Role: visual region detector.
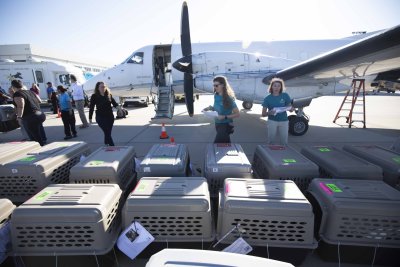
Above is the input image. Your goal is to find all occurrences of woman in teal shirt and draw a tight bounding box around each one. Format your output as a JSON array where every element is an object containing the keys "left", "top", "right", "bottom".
[
  {"left": 204, "top": 76, "right": 240, "bottom": 143},
  {"left": 261, "top": 78, "right": 293, "bottom": 145}
]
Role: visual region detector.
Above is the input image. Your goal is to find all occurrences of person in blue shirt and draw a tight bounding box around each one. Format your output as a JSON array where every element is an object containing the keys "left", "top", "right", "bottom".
[
  {"left": 261, "top": 78, "right": 294, "bottom": 145},
  {"left": 204, "top": 76, "right": 240, "bottom": 143},
  {"left": 57, "top": 85, "right": 77, "bottom": 140}
]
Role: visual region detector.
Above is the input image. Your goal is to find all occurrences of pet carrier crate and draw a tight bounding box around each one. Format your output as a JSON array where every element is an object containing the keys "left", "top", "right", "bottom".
[
  {"left": 122, "top": 176, "right": 214, "bottom": 242},
  {"left": 252, "top": 145, "right": 319, "bottom": 191},
  {"left": 0, "top": 141, "right": 90, "bottom": 203},
  {"left": 138, "top": 144, "right": 190, "bottom": 178},
  {"left": 301, "top": 145, "right": 382, "bottom": 180},
  {"left": 204, "top": 143, "right": 252, "bottom": 197},
  {"left": 343, "top": 144, "right": 400, "bottom": 189},
  {"left": 10, "top": 184, "right": 122, "bottom": 256},
  {"left": 308, "top": 178, "right": 400, "bottom": 265},
  {"left": 70, "top": 146, "right": 136, "bottom": 190}
]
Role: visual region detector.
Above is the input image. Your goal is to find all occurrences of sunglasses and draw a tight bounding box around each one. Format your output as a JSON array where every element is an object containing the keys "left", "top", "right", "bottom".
[{"left": 213, "top": 83, "right": 223, "bottom": 87}]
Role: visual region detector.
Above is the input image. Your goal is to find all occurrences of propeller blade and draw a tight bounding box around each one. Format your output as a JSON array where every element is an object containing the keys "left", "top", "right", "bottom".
[
  {"left": 181, "top": 1, "right": 192, "bottom": 57},
  {"left": 184, "top": 73, "right": 194, "bottom": 116},
  {"left": 180, "top": 1, "right": 194, "bottom": 116}
]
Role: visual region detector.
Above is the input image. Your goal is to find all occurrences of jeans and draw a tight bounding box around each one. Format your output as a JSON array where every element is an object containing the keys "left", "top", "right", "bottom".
[
  {"left": 267, "top": 120, "right": 289, "bottom": 145},
  {"left": 96, "top": 115, "right": 115, "bottom": 146}
]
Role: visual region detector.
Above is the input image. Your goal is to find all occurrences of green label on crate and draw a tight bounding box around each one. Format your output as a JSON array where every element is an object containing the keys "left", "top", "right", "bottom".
[
  {"left": 19, "top": 156, "right": 36, "bottom": 162},
  {"left": 283, "top": 159, "right": 296, "bottom": 163},
  {"left": 392, "top": 157, "right": 400, "bottom": 164},
  {"left": 325, "top": 183, "right": 342, "bottom": 193},
  {"left": 136, "top": 182, "right": 147, "bottom": 192},
  {"left": 318, "top": 148, "right": 331, "bottom": 152},
  {"left": 36, "top": 191, "right": 52, "bottom": 200},
  {"left": 89, "top": 160, "right": 104, "bottom": 166}
]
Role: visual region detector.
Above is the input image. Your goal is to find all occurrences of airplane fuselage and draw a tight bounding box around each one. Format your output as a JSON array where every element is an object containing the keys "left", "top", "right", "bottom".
[{"left": 83, "top": 36, "right": 372, "bottom": 101}]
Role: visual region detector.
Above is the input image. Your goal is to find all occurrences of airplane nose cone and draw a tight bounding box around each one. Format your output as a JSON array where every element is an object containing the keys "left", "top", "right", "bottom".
[{"left": 172, "top": 55, "right": 192, "bottom": 73}]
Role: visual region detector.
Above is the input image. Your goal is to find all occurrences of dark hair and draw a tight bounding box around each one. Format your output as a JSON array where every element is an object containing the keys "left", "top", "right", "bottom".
[
  {"left": 213, "top": 76, "right": 235, "bottom": 109},
  {"left": 57, "top": 85, "right": 67, "bottom": 93},
  {"left": 70, "top": 74, "right": 77, "bottom": 82},
  {"left": 11, "top": 79, "right": 23, "bottom": 89},
  {"left": 94, "top": 81, "right": 111, "bottom": 99}
]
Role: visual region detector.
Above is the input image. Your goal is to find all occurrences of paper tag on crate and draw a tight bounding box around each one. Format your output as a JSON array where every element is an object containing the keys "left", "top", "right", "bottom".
[
  {"left": 222, "top": 237, "right": 253, "bottom": 255},
  {"left": 117, "top": 221, "right": 154, "bottom": 260}
]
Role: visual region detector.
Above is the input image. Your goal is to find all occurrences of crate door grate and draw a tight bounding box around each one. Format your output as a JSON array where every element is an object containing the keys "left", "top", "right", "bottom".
[
  {"left": 14, "top": 224, "right": 96, "bottom": 249},
  {"left": 50, "top": 156, "right": 80, "bottom": 183},
  {"left": 132, "top": 216, "right": 206, "bottom": 240},
  {"left": 336, "top": 216, "right": 400, "bottom": 245},
  {"left": 230, "top": 218, "right": 310, "bottom": 244},
  {"left": 0, "top": 176, "right": 37, "bottom": 198}
]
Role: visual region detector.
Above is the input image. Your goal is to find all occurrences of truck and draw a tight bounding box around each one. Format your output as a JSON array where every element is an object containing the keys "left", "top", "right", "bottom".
[{"left": 0, "top": 60, "right": 85, "bottom": 101}]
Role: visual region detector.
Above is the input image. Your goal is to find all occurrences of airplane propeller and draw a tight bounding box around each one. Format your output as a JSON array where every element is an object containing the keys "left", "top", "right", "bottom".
[{"left": 173, "top": 1, "right": 194, "bottom": 117}]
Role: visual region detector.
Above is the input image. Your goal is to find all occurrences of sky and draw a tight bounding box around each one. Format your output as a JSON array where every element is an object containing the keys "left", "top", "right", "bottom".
[{"left": 0, "top": 0, "right": 399, "bottom": 66}]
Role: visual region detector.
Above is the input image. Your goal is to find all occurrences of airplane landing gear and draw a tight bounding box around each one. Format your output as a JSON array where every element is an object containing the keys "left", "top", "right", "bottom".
[
  {"left": 288, "top": 106, "right": 309, "bottom": 136},
  {"left": 288, "top": 115, "right": 309, "bottom": 136},
  {"left": 242, "top": 101, "right": 253, "bottom": 110}
]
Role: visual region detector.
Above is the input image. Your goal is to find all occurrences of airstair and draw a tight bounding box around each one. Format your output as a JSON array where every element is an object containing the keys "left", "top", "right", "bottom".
[
  {"left": 153, "top": 86, "right": 175, "bottom": 119},
  {"left": 333, "top": 79, "right": 366, "bottom": 128}
]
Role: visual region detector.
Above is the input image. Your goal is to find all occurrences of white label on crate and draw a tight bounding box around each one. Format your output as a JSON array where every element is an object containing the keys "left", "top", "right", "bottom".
[
  {"left": 117, "top": 222, "right": 154, "bottom": 260},
  {"left": 143, "top": 167, "right": 151, "bottom": 172},
  {"left": 11, "top": 169, "right": 18, "bottom": 174},
  {"left": 223, "top": 237, "right": 253, "bottom": 255},
  {"left": 212, "top": 168, "right": 218, "bottom": 172}
]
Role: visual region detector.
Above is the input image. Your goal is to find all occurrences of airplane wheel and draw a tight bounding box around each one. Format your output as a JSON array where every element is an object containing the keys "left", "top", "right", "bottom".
[
  {"left": 289, "top": 116, "right": 309, "bottom": 136},
  {"left": 242, "top": 101, "right": 253, "bottom": 110}
]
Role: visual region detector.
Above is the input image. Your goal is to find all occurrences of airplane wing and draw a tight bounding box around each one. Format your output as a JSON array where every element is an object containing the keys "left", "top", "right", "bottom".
[{"left": 262, "top": 25, "right": 400, "bottom": 84}]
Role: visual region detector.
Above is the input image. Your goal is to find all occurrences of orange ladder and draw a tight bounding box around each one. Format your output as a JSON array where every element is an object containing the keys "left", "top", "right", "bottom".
[{"left": 333, "top": 79, "right": 366, "bottom": 128}]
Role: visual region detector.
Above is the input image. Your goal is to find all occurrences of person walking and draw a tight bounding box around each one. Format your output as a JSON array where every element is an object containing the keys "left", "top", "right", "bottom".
[
  {"left": 70, "top": 74, "right": 89, "bottom": 128},
  {"left": 89, "top": 81, "right": 120, "bottom": 146},
  {"left": 261, "top": 78, "right": 294, "bottom": 146},
  {"left": 203, "top": 76, "right": 240, "bottom": 143},
  {"left": 11, "top": 80, "right": 47, "bottom": 146},
  {"left": 57, "top": 85, "right": 77, "bottom": 140}
]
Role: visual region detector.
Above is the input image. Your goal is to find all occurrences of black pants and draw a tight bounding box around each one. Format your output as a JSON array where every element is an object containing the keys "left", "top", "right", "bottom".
[
  {"left": 61, "top": 110, "right": 77, "bottom": 137},
  {"left": 96, "top": 115, "right": 115, "bottom": 146},
  {"left": 214, "top": 123, "right": 231, "bottom": 143},
  {"left": 22, "top": 111, "right": 46, "bottom": 146}
]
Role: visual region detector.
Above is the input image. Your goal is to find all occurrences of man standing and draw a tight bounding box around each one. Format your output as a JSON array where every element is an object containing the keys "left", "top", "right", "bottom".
[
  {"left": 70, "top": 74, "right": 89, "bottom": 128},
  {"left": 46, "top": 82, "right": 55, "bottom": 100}
]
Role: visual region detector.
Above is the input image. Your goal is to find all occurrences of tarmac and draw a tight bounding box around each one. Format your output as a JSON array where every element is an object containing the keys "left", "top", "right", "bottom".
[{"left": 1, "top": 92, "right": 399, "bottom": 267}]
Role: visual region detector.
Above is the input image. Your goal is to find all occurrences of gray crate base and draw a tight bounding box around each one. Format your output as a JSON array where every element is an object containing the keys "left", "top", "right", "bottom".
[
  {"left": 212, "top": 243, "right": 311, "bottom": 266},
  {"left": 317, "top": 241, "right": 400, "bottom": 266},
  {"left": 3, "top": 250, "right": 117, "bottom": 267},
  {"left": 136, "top": 241, "right": 213, "bottom": 259}
]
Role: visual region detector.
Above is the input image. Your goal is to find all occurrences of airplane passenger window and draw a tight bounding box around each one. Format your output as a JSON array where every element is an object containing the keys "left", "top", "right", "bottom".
[
  {"left": 35, "top": 70, "right": 44, "bottom": 83},
  {"left": 59, "top": 74, "right": 71, "bottom": 85},
  {"left": 127, "top": 52, "right": 144, "bottom": 64}
]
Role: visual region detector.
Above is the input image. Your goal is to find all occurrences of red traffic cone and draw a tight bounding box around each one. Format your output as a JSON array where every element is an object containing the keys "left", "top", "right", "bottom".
[
  {"left": 170, "top": 137, "right": 175, "bottom": 144},
  {"left": 160, "top": 123, "right": 169, "bottom": 139}
]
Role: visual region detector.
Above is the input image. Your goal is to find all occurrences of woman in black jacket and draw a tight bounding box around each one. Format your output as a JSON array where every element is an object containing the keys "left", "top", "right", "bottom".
[
  {"left": 89, "top": 81, "right": 119, "bottom": 146},
  {"left": 11, "top": 80, "right": 47, "bottom": 146}
]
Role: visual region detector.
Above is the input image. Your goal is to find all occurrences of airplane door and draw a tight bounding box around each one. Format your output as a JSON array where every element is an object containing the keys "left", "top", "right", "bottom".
[{"left": 32, "top": 69, "right": 47, "bottom": 99}]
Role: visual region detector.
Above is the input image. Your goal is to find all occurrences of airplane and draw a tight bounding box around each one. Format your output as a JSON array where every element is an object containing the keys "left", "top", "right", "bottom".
[{"left": 83, "top": 1, "right": 400, "bottom": 136}]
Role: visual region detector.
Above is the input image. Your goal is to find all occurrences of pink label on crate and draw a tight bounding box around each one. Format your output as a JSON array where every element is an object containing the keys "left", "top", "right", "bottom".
[
  {"left": 319, "top": 182, "right": 333, "bottom": 195},
  {"left": 217, "top": 143, "right": 232, "bottom": 147},
  {"left": 225, "top": 182, "right": 230, "bottom": 194},
  {"left": 104, "top": 147, "right": 121, "bottom": 152},
  {"left": 268, "top": 145, "right": 286, "bottom": 150}
]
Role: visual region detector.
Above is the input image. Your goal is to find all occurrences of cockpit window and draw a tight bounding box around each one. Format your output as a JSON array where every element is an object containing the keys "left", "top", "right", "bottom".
[{"left": 126, "top": 52, "right": 144, "bottom": 64}]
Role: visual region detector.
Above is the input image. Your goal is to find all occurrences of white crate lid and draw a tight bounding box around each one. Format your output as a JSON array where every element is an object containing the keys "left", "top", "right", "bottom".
[
  {"left": 145, "top": 249, "right": 294, "bottom": 267},
  {"left": 70, "top": 146, "right": 135, "bottom": 176},
  {"left": 125, "top": 177, "right": 209, "bottom": 212},
  {"left": 13, "top": 184, "right": 121, "bottom": 222},
  {"left": 222, "top": 178, "right": 312, "bottom": 216}
]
